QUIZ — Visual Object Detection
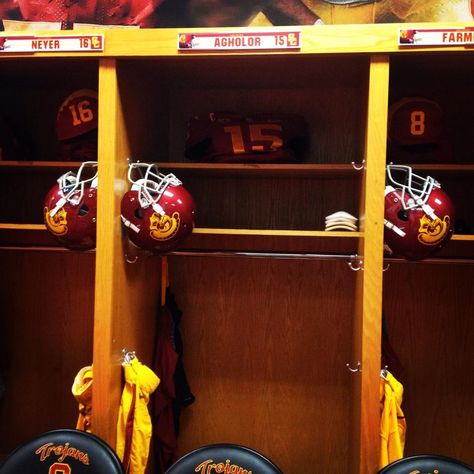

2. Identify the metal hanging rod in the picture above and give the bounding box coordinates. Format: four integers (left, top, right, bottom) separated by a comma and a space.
0, 245, 361, 264
1, 245, 473, 266
166, 250, 360, 263
0, 246, 94, 253
384, 257, 474, 266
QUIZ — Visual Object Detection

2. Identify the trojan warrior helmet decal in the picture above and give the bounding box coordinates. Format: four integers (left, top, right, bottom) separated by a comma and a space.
417, 214, 451, 246
44, 206, 68, 236
149, 211, 181, 241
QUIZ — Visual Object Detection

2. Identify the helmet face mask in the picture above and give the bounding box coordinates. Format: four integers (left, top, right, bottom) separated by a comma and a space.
386, 164, 438, 212
121, 162, 196, 253
384, 165, 455, 260
128, 163, 183, 216
44, 161, 98, 251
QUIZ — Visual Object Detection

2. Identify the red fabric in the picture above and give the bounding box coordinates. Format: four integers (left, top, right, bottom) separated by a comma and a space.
17, 0, 98, 28
0, 1, 20, 19
185, 112, 307, 163
97, 0, 160, 26
153, 305, 179, 473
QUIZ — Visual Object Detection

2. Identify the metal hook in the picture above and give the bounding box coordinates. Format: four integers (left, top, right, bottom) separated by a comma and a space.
346, 361, 361, 373
348, 256, 363, 271
351, 160, 365, 171
383, 263, 390, 272
121, 348, 136, 365
125, 254, 138, 264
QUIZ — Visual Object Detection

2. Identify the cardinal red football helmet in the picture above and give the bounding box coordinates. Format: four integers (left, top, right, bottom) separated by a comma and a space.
43, 161, 98, 251
384, 165, 455, 260
121, 162, 196, 253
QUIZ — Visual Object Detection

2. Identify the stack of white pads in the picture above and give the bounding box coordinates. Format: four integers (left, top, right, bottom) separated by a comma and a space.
325, 211, 358, 232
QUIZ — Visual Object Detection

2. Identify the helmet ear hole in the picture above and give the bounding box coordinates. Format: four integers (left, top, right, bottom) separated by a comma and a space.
397, 209, 409, 221
78, 204, 89, 216
134, 207, 144, 219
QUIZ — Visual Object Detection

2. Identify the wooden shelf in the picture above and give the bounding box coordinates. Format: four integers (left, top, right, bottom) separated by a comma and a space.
2, 161, 472, 174
2, 224, 473, 258
0, 224, 361, 253
180, 227, 361, 254
157, 162, 363, 177
0, 161, 83, 171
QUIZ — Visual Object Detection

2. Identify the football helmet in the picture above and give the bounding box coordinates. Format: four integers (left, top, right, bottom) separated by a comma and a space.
384, 165, 455, 260
43, 161, 98, 250
121, 162, 196, 253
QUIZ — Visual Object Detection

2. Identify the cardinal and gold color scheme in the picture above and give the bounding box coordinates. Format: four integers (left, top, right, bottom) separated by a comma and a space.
44, 206, 68, 236
149, 211, 180, 241
194, 459, 254, 474
418, 215, 451, 246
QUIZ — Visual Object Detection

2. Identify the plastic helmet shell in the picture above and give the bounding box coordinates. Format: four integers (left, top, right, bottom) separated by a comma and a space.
121, 182, 196, 253
44, 181, 97, 251
384, 185, 455, 260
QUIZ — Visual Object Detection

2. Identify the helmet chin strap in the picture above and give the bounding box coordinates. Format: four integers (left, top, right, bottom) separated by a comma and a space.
49, 197, 68, 218
419, 201, 437, 220
152, 202, 165, 216
121, 215, 140, 234
384, 219, 406, 237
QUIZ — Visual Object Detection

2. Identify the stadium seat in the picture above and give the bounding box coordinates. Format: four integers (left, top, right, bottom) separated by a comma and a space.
165, 443, 283, 474
0, 429, 125, 473
379, 454, 474, 473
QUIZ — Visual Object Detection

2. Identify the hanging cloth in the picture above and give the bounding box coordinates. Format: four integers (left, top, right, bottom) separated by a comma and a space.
116, 356, 160, 474
153, 302, 179, 473
71, 365, 94, 432
380, 370, 407, 469
153, 289, 195, 473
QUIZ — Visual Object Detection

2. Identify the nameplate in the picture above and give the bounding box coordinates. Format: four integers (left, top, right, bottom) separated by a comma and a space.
399, 27, 474, 47
0, 34, 104, 53
178, 30, 301, 51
